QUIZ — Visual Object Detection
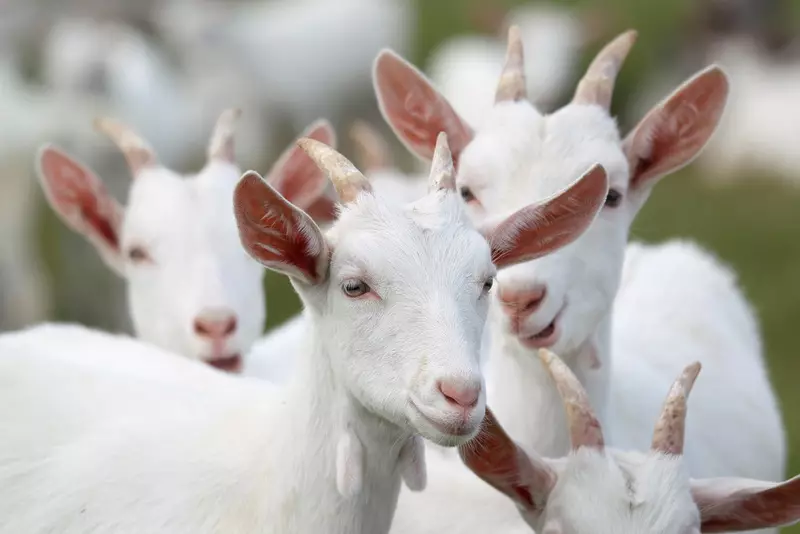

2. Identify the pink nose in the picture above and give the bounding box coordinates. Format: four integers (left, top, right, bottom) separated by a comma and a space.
498, 284, 547, 317
193, 308, 238, 340
438, 380, 481, 409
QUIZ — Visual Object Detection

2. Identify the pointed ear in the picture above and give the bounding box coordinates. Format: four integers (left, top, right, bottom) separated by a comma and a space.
234, 171, 329, 285
36, 144, 125, 274
373, 49, 474, 166
483, 164, 608, 268
692, 475, 800, 532
623, 66, 728, 195
267, 119, 338, 224
459, 409, 556, 512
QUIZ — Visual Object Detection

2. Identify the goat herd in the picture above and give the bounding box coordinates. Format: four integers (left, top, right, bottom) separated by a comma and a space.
0, 26, 797, 534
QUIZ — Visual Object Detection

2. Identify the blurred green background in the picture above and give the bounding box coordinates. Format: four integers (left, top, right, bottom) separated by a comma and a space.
25, 0, 800, 528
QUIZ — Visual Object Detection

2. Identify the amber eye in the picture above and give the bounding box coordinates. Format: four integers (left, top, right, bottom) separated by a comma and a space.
460, 186, 477, 203
605, 189, 623, 208
342, 279, 370, 298
127, 246, 152, 264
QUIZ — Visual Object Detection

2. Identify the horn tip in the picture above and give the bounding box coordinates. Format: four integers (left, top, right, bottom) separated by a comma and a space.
680, 361, 702, 395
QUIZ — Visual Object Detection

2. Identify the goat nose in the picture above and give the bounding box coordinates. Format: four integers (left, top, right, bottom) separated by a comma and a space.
498, 284, 547, 317
193, 308, 238, 339
437, 380, 481, 409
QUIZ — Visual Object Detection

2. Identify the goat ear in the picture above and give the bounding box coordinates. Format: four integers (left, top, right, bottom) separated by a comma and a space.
267, 119, 338, 224
692, 475, 800, 532
623, 66, 728, 196
36, 144, 125, 274
373, 49, 474, 166
483, 164, 607, 268
459, 409, 556, 512
234, 171, 329, 285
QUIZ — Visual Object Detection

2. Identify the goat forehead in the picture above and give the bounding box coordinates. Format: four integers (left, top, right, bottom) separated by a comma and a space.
124, 170, 239, 248
460, 103, 628, 209
332, 195, 491, 286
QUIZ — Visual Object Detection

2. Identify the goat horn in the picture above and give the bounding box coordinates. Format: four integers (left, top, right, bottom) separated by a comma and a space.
297, 138, 372, 204
572, 29, 637, 110
350, 120, 393, 172
207, 108, 241, 164
93, 117, 158, 176
495, 25, 527, 103
428, 132, 456, 193
539, 349, 604, 451
651, 362, 701, 456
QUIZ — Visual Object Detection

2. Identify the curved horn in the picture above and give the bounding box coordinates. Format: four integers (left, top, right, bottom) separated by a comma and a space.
651, 362, 701, 456
207, 108, 241, 164
350, 120, 393, 172
297, 138, 372, 204
93, 117, 158, 176
428, 132, 456, 193
495, 25, 527, 103
539, 349, 604, 451
572, 29, 637, 110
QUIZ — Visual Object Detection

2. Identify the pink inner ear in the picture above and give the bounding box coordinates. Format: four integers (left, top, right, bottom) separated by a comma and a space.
628, 67, 728, 189
374, 51, 474, 166
695, 475, 800, 532
486, 165, 607, 268
39, 148, 120, 250
234, 172, 326, 283
268, 123, 335, 213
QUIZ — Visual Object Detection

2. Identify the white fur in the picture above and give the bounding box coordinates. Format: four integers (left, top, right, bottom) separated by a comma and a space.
0, 185, 494, 533
378, 52, 783, 534
120, 161, 266, 364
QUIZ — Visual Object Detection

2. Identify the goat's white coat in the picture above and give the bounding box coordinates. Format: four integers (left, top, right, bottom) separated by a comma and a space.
0, 168, 503, 532
375, 41, 784, 534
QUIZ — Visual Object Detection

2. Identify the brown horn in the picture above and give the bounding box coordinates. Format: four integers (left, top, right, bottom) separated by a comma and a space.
207, 108, 241, 164
572, 29, 637, 110
93, 117, 158, 176
297, 138, 372, 204
495, 25, 527, 103
539, 349, 604, 451
651, 362, 701, 456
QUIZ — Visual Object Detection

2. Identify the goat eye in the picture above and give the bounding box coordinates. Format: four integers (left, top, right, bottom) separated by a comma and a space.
127, 246, 151, 264
460, 186, 477, 203
605, 188, 623, 208
482, 278, 494, 293
342, 279, 370, 298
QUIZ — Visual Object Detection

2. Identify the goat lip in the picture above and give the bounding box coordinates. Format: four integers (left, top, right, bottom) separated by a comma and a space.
519, 308, 563, 349
206, 353, 243, 373
409, 400, 476, 438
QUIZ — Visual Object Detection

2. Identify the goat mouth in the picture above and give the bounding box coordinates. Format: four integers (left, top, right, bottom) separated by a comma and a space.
520, 309, 562, 349
409, 400, 477, 439
206, 354, 243, 373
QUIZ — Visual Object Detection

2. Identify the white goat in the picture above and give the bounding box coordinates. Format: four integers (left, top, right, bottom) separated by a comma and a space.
35, 111, 336, 371
0, 134, 606, 533
393, 351, 800, 533
695, 36, 800, 184
41, 17, 271, 170
373, 27, 785, 488
153, 0, 414, 131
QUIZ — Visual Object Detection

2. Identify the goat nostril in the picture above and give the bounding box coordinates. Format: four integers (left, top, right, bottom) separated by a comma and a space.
223, 316, 237, 335
499, 284, 547, 315
437, 381, 481, 409
193, 313, 238, 339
